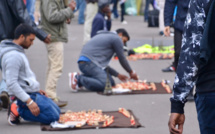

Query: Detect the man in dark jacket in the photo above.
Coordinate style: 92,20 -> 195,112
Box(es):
91,0 -> 112,37
162,0 -> 190,72
163,0 -> 194,100
168,0 -> 215,133
0,0 -> 50,43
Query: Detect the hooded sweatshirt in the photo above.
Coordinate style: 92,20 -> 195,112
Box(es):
0,40 -> 40,102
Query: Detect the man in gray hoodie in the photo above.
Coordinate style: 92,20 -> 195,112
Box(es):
69,29 -> 138,92
0,24 -> 60,125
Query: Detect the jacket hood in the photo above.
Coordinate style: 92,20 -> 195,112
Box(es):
0,40 -> 24,59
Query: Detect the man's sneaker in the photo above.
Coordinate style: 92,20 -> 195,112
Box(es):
52,98 -> 68,108
162,65 -> 175,72
68,72 -> 79,92
0,91 -> 10,109
8,102 -> 20,126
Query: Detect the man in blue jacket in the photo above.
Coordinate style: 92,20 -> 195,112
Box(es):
162,0 -> 190,73
168,0 -> 215,133
91,0 -> 112,37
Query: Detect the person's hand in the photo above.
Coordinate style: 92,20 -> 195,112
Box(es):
66,18 -> 71,24
164,26 -> 170,37
39,90 -> 48,97
129,71 -> 138,80
168,113 -> 185,134
68,0 -> 76,11
26,99 -> 40,116
106,9 -> 111,20
44,34 -> 51,44
117,74 -> 128,82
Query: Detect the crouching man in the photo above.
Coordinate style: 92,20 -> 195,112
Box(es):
69,29 -> 138,92
0,24 -> 60,125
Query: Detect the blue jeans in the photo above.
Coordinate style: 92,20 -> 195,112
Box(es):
77,62 -> 115,92
17,93 -> 60,124
195,92 -> 215,133
75,0 -> 86,24
112,0 -> 119,18
26,0 -> 36,21
144,0 -> 154,21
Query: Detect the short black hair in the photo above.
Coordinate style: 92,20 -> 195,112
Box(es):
116,28 -> 130,41
14,24 -> 36,39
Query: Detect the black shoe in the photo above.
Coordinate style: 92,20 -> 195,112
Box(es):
162,65 -> 175,72
0,91 -> 9,109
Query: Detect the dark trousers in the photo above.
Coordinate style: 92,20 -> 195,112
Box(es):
78,62 -> 115,92
195,92 -> 215,133
144,0 -> 154,21
173,29 -> 182,70
120,3 -> 125,22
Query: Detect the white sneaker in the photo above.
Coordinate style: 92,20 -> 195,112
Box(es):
68,72 -> 78,92
121,20 -> 128,25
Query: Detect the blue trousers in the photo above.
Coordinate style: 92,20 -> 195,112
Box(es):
112,0 -> 119,18
75,0 -> 86,24
26,0 -> 36,21
195,92 -> 215,134
77,62 -> 115,92
17,93 -> 60,124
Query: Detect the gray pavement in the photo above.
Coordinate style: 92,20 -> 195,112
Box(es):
0,15 -> 199,134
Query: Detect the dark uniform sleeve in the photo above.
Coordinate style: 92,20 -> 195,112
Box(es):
8,0 -> 47,41
164,0 -> 178,27
170,0 -> 211,114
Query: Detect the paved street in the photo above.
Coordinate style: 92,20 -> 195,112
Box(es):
0,15 -> 199,134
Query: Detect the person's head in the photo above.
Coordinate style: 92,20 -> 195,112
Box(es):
116,28 -> 130,44
14,24 -> 36,49
98,0 -> 111,14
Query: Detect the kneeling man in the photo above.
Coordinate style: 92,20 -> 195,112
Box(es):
69,29 -> 138,92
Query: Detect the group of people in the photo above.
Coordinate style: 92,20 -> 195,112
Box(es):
0,0 -> 137,126
0,0 -> 215,133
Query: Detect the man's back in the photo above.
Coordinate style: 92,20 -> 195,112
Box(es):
81,31 -> 123,67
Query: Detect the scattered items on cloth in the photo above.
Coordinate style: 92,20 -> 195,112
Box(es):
98,80 -> 172,95
41,109 -> 142,131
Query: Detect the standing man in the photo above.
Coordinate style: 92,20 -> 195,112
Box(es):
168,0 -> 214,133
40,0 -> 76,107
83,0 -> 98,44
0,24 -> 60,125
162,0 -> 190,72
91,0 -> 112,38
69,29 -> 138,92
